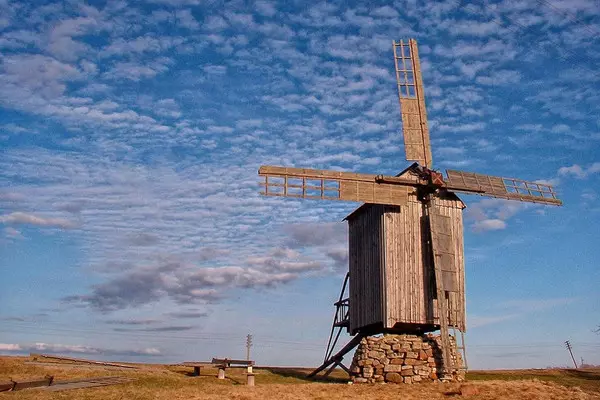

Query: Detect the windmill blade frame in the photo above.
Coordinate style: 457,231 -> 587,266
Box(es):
259,165 -> 417,206
393,39 -> 432,168
444,169 -> 562,206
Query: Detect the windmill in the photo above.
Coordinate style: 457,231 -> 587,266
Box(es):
258,39 -> 562,379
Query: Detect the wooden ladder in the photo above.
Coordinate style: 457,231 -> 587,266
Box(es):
452,326 -> 468,372
433,271 -> 453,379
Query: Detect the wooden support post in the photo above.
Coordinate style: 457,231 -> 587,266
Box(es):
337,362 -> 350,374
308,333 -> 364,378
247,373 -> 255,386
218,367 -> 225,380
11,376 -> 54,391
0,381 -> 15,392
323,360 -> 340,378
247,366 -> 253,374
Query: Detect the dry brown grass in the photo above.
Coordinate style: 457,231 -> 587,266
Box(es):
1,356 -> 599,400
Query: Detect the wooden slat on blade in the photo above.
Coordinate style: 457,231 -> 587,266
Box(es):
399,97 -> 428,166
394,38 -> 432,168
445,169 -> 562,206
259,165 -> 379,182
340,181 -> 408,206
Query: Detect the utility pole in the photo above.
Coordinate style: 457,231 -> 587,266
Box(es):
246,334 -> 253,361
565,340 -> 578,369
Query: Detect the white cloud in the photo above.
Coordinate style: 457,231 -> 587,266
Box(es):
466,198 -> 533,232
0,343 -> 22,351
472,218 -> 507,232
255,1 -> 277,17
0,342 -> 161,356
103,59 -> 172,81
176,9 -> 200,30
0,212 -> 75,229
4,226 -> 23,239
558,163 -> 600,179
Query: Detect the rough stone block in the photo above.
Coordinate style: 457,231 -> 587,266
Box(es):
368,350 -> 384,359
403,376 -> 413,384
401,369 -> 414,376
390,359 -> 404,365
384,364 -> 402,373
385,372 -> 403,384
405,352 -> 418,359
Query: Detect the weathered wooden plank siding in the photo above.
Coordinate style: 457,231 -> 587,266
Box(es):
347,192 -> 466,334
384,196 -> 428,327
348,205 -> 385,333
383,195 -> 466,331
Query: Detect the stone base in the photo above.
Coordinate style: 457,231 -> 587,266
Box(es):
349,333 -> 465,384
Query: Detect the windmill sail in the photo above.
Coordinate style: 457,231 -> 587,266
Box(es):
393,39 -> 432,168
259,165 -> 415,206
445,169 -> 562,206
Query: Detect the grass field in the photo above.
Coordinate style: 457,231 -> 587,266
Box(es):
1,356 -> 599,399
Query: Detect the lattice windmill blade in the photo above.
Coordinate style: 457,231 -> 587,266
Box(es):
393,39 -> 432,168
444,169 -> 563,206
259,165 -> 417,206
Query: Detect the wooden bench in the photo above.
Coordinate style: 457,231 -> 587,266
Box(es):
211,358 -> 255,379
181,362 -> 216,377
182,359 -> 255,381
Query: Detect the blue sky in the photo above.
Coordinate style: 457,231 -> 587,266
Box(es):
1,0 -> 599,369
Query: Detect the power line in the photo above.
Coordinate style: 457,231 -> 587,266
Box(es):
464,0 -> 599,77
535,0 -> 600,38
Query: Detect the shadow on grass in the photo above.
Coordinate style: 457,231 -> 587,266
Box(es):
562,369 -> 600,381
261,367 -> 348,383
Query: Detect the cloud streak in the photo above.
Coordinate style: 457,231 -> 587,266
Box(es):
0,212 -> 75,229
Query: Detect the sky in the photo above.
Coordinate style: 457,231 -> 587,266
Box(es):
0,0 -> 599,370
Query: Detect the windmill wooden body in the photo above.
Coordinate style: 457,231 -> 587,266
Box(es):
258,39 -> 562,378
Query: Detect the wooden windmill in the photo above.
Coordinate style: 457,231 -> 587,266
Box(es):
258,39 -> 562,377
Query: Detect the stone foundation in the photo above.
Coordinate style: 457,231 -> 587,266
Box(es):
349,334 -> 465,384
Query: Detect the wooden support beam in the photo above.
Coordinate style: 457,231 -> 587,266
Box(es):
307,333 -> 365,378
30,353 -> 136,369
11,376 -> 53,391
0,381 -> 15,392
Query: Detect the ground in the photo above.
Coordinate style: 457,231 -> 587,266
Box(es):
1,356 -> 599,399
